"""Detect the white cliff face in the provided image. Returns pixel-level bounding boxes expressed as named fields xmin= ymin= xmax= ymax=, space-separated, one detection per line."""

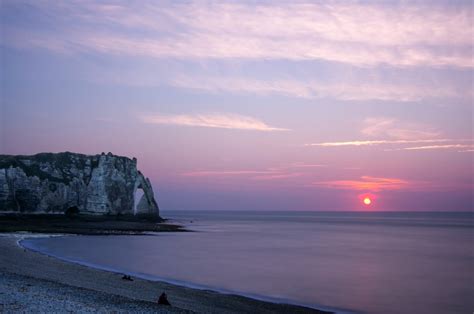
xmin=86 ymin=155 xmax=112 ymax=214
xmin=0 ymin=152 xmax=160 ymax=218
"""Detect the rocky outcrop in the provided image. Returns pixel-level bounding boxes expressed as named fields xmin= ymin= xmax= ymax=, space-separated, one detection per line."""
xmin=0 ymin=152 xmax=160 ymax=218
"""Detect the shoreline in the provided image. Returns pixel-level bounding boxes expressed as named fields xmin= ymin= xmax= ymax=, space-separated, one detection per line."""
xmin=0 ymin=233 xmax=334 ymax=313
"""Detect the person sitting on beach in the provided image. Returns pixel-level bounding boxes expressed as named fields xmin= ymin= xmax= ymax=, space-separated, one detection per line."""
xmin=158 ymin=292 xmax=171 ymax=305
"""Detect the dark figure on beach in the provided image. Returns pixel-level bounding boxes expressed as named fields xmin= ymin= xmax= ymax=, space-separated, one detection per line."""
xmin=158 ymin=292 xmax=171 ymax=305
xmin=121 ymin=275 xmax=133 ymax=281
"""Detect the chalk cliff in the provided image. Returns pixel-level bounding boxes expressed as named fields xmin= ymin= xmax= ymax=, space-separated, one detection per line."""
xmin=0 ymin=152 xmax=160 ymax=218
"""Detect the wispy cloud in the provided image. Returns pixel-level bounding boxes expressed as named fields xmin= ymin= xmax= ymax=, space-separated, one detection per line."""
xmin=141 ymin=113 xmax=289 ymax=132
xmin=180 ymin=162 xmax=325 ymax=181
xmin=181 ymin=170 xmax=274 ymax=177
xmin=313 ymin=176 xmax=412 ymax=191
xmin=4 ymin=1 xmax=473 ymax=68
xmin=171 ymin=76 xmax=469 ymax=102
xmin=305 ymin=139 xmax=471 ymax=147
xmin=180 ymin=169 xmax=302 ymax=182
xmin=313 ymin=175 xmax=472 ymax=192
xmin=252 ymin=173 xmax=303 ymax=181
xmin=289 ymin=162 xmax=327 ymax=168
xmin=361 ymin=117 xmax=440 ymax=140
xmin=402 ymin=144 xmax=474 ymax=151
xmin=306 ymin=117 xmax=472 ymax=152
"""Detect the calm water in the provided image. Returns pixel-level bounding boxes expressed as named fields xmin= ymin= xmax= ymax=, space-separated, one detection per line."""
xmin=22 ymin=211 xmax=474 ymax=314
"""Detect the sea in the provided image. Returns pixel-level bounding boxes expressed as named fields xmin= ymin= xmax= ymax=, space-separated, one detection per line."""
xmin=21 ymin=211 xmax=474 ymax=314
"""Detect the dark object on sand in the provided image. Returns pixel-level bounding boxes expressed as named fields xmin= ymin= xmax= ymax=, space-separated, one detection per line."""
xmin=65 ymin=206 xmax=80 ymax=218
xmin=121 ymin=275 xmax=133 ymax=281
xmin=158 ymin=292 xmax=171 ymax=305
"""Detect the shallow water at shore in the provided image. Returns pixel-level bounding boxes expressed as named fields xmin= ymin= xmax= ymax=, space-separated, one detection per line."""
xmin=22 ymin=211 xmax=474 ymax=314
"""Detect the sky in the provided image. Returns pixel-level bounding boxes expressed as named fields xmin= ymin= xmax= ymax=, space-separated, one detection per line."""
xmin=1 ymin=0 xmax=473 ymax=211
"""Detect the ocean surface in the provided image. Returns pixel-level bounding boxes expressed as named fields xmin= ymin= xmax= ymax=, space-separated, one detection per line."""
xmin=22 ymin=211 xmax=474 ymax=314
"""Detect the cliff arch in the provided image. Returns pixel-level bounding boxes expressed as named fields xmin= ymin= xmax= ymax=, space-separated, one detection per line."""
xmin=0 ymin=152 xmax=160 ymax=219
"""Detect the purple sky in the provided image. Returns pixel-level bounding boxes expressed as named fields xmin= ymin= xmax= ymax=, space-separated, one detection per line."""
xmin=1 ymin=1 xmax=473 ymax=211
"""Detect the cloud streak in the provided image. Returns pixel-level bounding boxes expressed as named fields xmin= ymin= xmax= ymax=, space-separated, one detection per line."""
xmin=180 ymin=169 xmax=303 ymax=182
xmin=402 ymin=144 xmax=474 ymax=151
xmin=171 ymin=76 xmax=470 ymax=102
xmin=305 ymin=139 xmax=472 ymax=147
xmin=141 ymin=113 xmax=289 ymax=132
xmin=289 ymin=163 xmax=327 ymax=168
xmin=306 ymin=139 xmax=474 ymax=153
xmin=307 ymin=118 xmax=472 ymax=152
xmin=181 ymin=170 xmax=274 ymax=177
xmin=180 ymin=163 xmax=325 ymax=181
xmin=361 ymin=117 xmax=440 ymax=140
xmin=313 ymin=175 xmax=472 ymax=192
xmin=313 ymin=176 xmax=413 ymax=192
xmin=252 ymin=173 xmax=303 ymax=181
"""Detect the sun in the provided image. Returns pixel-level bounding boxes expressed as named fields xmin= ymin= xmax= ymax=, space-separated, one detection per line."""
xmin=363 ymin=197 xmax=372 ymax=205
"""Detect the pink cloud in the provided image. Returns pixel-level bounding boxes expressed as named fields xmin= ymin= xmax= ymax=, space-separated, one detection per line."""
xmin=289 ymin=163 xmax=327 ymax=168
xmin=252 ymin=173 xmax=303 ymax=181
xmin=179 ymin=163 xmax=325 ymax=181
xmin=305 ymin=139 xmax=472 ymax=147
xmin=361 ymin=117 xmax=440 ymax=140
xmin=313 ymin=176 xmax=412 ymax=192
xmin=313 ymin=176 xmax=473 ymax=192
xmin=181 ymin=170 xmax=276 ymax=177
xmin=402 ymin=144 xmax=474 ymax=151
xmin=141 ymin=113 xmax=289 ymax=132
xmin=307 ymin=139 xmax=474 ymax=154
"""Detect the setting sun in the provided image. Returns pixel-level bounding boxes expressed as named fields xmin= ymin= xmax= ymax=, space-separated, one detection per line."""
xmin=363 ymin=197 xmax=372 ymax=205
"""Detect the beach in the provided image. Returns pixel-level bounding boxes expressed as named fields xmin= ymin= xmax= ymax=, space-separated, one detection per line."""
xmin=0 ymin=234 xmax=326 ymax=313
